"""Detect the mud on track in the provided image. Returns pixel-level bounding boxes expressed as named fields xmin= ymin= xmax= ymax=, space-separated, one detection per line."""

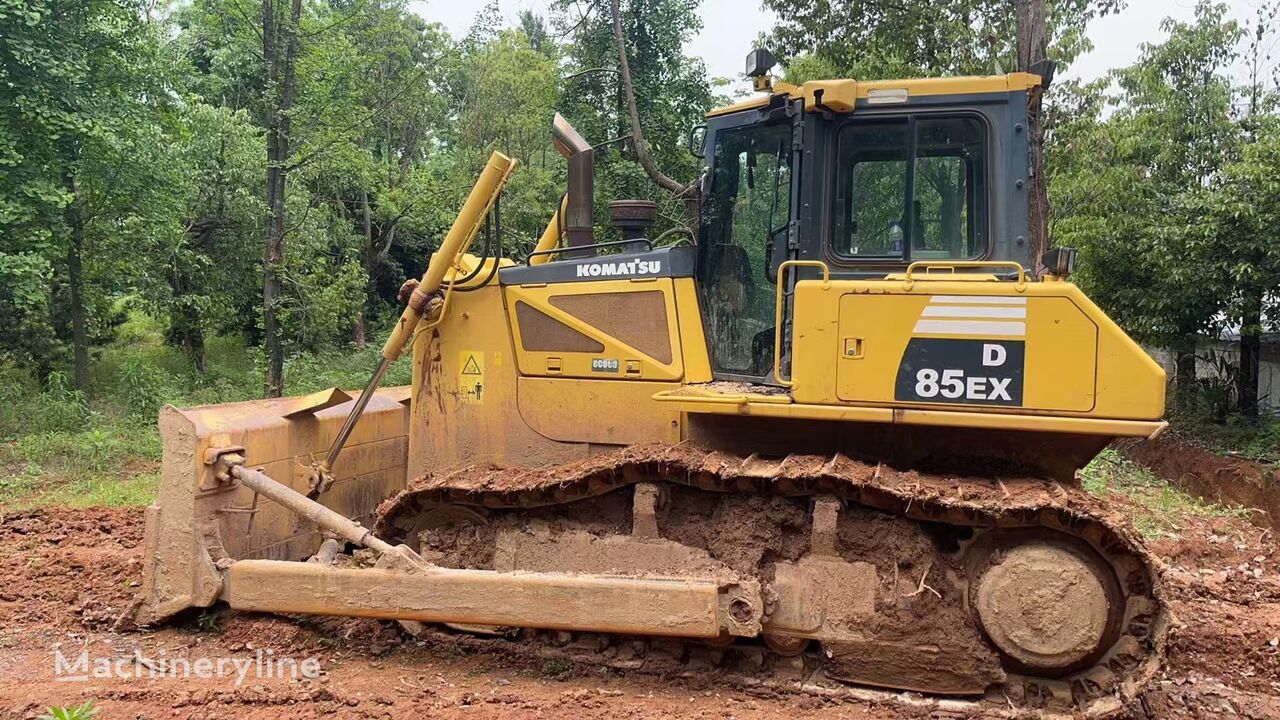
xmin=0 ymin=499 xmax=1277 ymax=719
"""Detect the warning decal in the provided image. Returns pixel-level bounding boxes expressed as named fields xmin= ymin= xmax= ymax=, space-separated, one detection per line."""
xmin=459 ymin=351 xmax=484 ymax=404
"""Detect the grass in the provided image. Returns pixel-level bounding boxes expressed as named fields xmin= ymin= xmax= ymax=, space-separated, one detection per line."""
xmin=40 ymin=702 xmax=99 ymax=720
xmin=33 ymin=472 xmax=161 ymax=508
xmin=196 ymin=609 xmax=223 ymax=634
xmin=1080 ymin=448 xmax=1250 ymax=539
xmin=539 ymin=658 xmax=575 ymax=678
xmin=1168 ymin=414 xmax=1280 ymax=465
xmin=0 ymin=421 xmax=159 ymax=509
xmin=0 ymin=311 xmax=412 ymax=510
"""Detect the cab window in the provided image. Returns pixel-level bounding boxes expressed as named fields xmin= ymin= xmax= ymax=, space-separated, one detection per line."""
xmin=833 ymin=116 xmax=986 ymax=260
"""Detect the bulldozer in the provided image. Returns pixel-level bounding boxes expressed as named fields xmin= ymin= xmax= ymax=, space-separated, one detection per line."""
xmin=137 ymin=50 xmax=1170 ymax=718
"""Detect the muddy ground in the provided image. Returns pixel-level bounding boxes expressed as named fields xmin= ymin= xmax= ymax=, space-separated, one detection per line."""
xmin=0 ymin=495 xmax=1277 ymax=719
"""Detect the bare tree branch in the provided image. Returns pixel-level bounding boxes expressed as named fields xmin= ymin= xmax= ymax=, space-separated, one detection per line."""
xmin=556 ymin=0 xmax=596 ymax=40
xmin=303 ymin=0 xmax=374 ymax=39
xmin=609 ymin=0 xmax=693 ymax=198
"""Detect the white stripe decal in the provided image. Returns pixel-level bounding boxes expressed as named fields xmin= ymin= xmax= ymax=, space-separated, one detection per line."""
xmin=921 ymin=306 xmax=1027 ymax=319
xmin=912 ymin=320 xmax=1026 ymax=336
xmin=929 ymin=295 xmax=1027 ymax=305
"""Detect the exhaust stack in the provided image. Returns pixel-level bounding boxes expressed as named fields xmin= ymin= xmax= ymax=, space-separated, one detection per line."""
xmin=552 ymin=113 xmax=594 ymax=254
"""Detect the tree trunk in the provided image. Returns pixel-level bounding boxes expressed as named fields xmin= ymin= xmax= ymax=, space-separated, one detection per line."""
xmin=169 ymin=293 xmax=207 ymax=374
xmin=361 ymin=189 xmax=373 ymax=256
xmin=65 ymin=174 xmax=90 ymax=396
xmin=181 ymin=312 xmax=207 ymax=373
xmin=1172 ymin=335 xmax=1198 ymax=412
xmin=353 ymin=190 xmax=372 ymax=349
xmin=353 ymin=317 xmax=367 ymax=348
xmin=188 ymin=329 xmax=207 ymax=374
xmin=172 ymin=223 xmax=216 ymax=373
xmin=262 ymin=0 xmax=282 ymax=397
xmin=261 ymin=0 xmax=303 ymax=398
xmin=1236 ymin=287 xmax=1262 ymax=420
xmin=1015 ymin=0 xmax=1050 ymax=274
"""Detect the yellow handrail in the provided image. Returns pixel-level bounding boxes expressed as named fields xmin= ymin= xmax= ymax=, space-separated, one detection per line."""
xmin=772 ymin=260 xmax=830 ymax=388
xmin=902 ymin=260 xmax=1027 ymax=290
xmin=529 ymin=195 xmax=569 ymax=266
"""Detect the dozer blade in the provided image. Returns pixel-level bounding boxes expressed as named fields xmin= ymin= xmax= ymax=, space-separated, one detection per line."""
xmin=137 ymin=151 xmax=519 ymax=626
xmin=137 ymin=387 xmax=412 ymax=625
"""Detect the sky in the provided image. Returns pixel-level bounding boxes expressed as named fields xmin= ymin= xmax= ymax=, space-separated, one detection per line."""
xmin=407 ymin=0 xmax=1266 ymax=85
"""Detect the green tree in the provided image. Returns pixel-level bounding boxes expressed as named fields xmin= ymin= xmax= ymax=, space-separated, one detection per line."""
xmin=1215 ymin=1 xmax=1280 ymax=418
xmin=0 ymin=0 xmax=179 ymax=389
xmin=261 ymin=0 xmax=305 ymax=397
xmin=156 ymin=104 xmax=265 ymax=371
xmin=447 ymin=29 xmax=562 ymax=249
xmin=1051 ymin=2 xmax=1242 ymax=407
xmin=174 ymin=0 xmax=450 ymax=383
xmin=290 ymin=3 xmax=454 ymax=344
xmin=519 ymin=9 xmax=553 ymax=56
xmin=1199 ymin=131 xmax=1280 ymax=419
xmin=764 ymin=0 xmax=1122 ymax=80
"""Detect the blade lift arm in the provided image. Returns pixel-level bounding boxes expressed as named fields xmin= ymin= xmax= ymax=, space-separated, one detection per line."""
xmin=306 ymin=151 xmax=517 ymax=498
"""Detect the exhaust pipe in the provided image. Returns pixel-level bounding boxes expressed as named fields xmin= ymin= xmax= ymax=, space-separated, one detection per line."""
xmin=552 ymin=113 xmax=594 ymax=255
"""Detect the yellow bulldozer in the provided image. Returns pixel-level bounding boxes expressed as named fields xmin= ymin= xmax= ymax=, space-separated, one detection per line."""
xmin=136 ymin=51 xmax=1170 ymax=718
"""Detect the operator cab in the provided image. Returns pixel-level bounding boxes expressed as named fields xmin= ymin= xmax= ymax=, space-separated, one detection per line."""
xmin=695 ymin=49 xmax=1043 ymax=383
xmin=500 ymin=51 xmax=1048 ymax=390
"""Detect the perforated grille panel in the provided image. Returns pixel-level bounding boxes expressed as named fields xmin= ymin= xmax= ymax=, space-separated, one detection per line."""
xmin=549 ymin=291 xmax=672 ymax=364
xmin=514 ymin=301 xmax=605 ymax=353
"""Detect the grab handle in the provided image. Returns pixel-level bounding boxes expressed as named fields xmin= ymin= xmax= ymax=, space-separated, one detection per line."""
xmin=903 ymin=260 xmax=1027 ymax=291
xmin=773 ymin=260 xmax=830 ymax=388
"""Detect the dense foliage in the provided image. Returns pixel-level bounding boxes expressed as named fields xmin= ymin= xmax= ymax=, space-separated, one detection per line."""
xmin=1050 ymin=1 xmax=1280 ymax=418
xmin=0 ymin=0 xmax=715 ymax=398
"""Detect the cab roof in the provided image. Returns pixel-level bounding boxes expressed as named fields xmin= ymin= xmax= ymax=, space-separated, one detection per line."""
xmin=705 ymin=72 xmax=1043 ymax=118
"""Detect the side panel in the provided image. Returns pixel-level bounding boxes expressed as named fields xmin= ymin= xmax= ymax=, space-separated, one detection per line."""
xmin=495 ymin=269 xmax=712 ymax=447
xmin=832 ymin=292 xmax=1097 ymax=412
xmin=517 ymin=377 xmax=681 ymax=445
xmin=408 ymin=285 xmax=586 ymax=476
xmin=407 ymin=266 xmax=714 ymax=477
xmin=504 ymin=278 xmax=685 ymax=381
xmin=791 ymin=279 xmax=1165 ymax=421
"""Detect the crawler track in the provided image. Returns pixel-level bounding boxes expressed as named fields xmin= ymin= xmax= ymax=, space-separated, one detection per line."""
xmin=375 ymin=444 xmax=1169 ymax=718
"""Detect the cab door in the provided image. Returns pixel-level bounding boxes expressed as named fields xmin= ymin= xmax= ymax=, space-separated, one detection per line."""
xmin=696 ymin=101 xmax=801 ymax=383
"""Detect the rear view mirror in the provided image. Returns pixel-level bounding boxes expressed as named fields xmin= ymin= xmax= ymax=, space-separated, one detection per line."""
xmin=688 ymin=125 xmax=707 ymax=158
